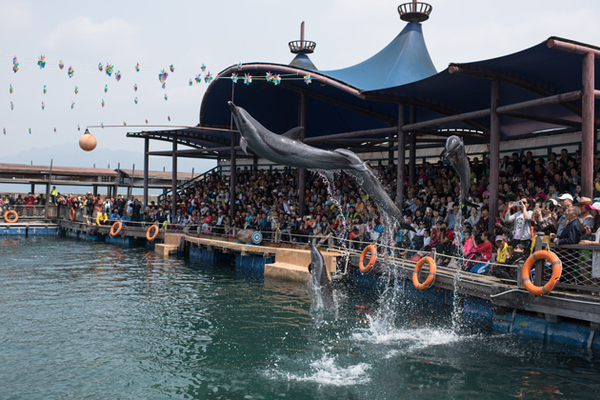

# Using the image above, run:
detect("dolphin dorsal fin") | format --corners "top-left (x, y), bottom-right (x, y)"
top-left (281, 127), bottom-right (304, 140)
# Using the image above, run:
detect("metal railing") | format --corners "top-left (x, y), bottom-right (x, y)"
top-left (1, 204), bottom-right (59, 220)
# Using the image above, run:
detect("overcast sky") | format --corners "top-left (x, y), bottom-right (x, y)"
top-left (1, 0), bottom-right (599, 173)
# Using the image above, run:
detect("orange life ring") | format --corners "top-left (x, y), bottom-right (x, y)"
top-left (146, 225), bottom-right (159, 241)
top-left (413, 256), bottom-right (436, 291)
top-left (4, 210), bottom-right (18, 224)
top-left (70, 208), bottom-right (76, 221)
top-left (110, 221), bottom-right (122, 237)
top-left (522, 250), bottom-right (562, 296)
top-left (359, 245), bottom-right (377, 273)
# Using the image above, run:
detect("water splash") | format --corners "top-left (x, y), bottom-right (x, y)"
top-left (268, 354), bottom-right (371, 386)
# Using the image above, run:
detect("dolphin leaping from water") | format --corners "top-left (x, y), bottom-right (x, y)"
top-left (440, 135), bottom-right (479, 208)
top-left (228, 102), bottom-right (411, 226)
top-left (308, 243), bottom-right (336, 311)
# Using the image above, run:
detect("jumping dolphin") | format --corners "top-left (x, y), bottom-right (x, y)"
top-left (228, 102), bottom-right (412, 226)
top-left (308, 243), bottom-right (336, 311)
top-left (440, 135), bottom-right (479, 208)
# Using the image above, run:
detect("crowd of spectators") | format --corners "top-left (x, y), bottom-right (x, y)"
top-left (3, 147), bottom-right (600, 280)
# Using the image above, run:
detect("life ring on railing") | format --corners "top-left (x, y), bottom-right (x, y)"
top-left (412, 256), bottom-right (436, 291)
top-left (69, 208), bottom-right (76, 221)
top-left (359, 245), bottom-right (377, 273)
top-left (110, 221), bottom-right (122, 237)
top-left (521, 250), bottom-right (562, 296)
top-left (4, 210), bottom-right (18, 224)
top-left (146, 225), bottom-right (159, 241)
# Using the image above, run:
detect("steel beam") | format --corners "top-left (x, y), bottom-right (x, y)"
top-left (489, 79), bottom-right (501, 234)
top-left (582, 51), bottom-right (595, 198)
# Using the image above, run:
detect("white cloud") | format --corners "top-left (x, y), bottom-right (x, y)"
top-left (40, 16), bottom-right (143, 60)
top-left (0, 0), bottom-right (32, 31)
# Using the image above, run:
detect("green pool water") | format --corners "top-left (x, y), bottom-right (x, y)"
top-left (1, 237), bottom-right (600, 399)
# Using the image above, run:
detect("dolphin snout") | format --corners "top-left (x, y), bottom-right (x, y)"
top-left (228, 101), bottom-right (239, 118)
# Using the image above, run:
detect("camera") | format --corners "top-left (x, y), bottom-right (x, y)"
top-left (513, 202), bottom-right (520, 207)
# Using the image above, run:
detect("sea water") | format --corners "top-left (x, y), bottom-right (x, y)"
top-left (1, 237), bottom-right (600, 399)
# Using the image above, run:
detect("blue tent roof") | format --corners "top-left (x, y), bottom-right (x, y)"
top-left (321, 23), bottom-right (437, 91)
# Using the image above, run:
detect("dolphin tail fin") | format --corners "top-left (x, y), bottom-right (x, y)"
top-left (463, 199), bottom-right (480, 208)
top-left (281, 127), bottom-right (304, 140)
top-left (240, 136), bottom-right (249, 155)
top-left (308, 263), bottom-right (313, 274)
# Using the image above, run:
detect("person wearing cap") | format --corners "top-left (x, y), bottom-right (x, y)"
top-left (555, 193), bottom-right (574, 236)
top-left (550, 206), bottom-right (582, 246)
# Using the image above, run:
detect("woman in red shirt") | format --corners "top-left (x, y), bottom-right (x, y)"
top-left (469, 231), bottom-right (493, 274)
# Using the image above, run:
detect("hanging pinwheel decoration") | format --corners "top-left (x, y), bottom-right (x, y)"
top-left (2, 128), bottom-right (5, 135)
top-left (115, 70), bottom-right (122, 82)
top-left (195, 74), bottom-right (201, 83)
top-left (13, 57), bottom-right (19, 73)
top-left (272, 74), bottom-right (281, 85)
top-left (134, 97), bottom-right (138, 104)
top-left (59, 60), bottom-right (64, 70)
top-left (105, 63), bottom-right (114, 76)
top-left (38, 55), bottom-right (46, 69)
top-left (9, 85), bottom-right (13, 94)
top-left (41, 102), bottom-right (45, 110)
top-left (67, 66), bottom-right (74, 78)
top-left (71, 101), bottom-right (75, 109)
top-left (303, 74), bottom-right (312, 85)
top-left (188, 79), bottom-right (193, 86)
top-left (101, 99), bottom-right (105, 107)
top-left (77, 125), bottom-right (81, 131)
top-left (53, 126), bottom-right (57, 132)
top-left (169, 64), bottom-right (175, 73)
top-left (167, 116), bottom-right (171, 121)
top-left (266, 72), bottom-right (273, 82)
top-left (134, 83), bottom-right (138, 92)
top-left (98, 63), bottom-right (103, 72)
top-left (29, 127), bottom-right (31, 134)
top-left (164, 93), bottom-right (168, 101)
top-left (43, 85), bottom-right (47, 94)
top-left (74, 86), bottom-right (79, 94)
top-left (204, 71), bottom-right (213, 83)
top-left (158, 69), bottom-right (168, 85)
top-left (244, 73), bottom-right (252, 85)
top-left (201, 64), bottom-right (206, 72)
top-left (231, 72), bottom-right (239, 83)
top-left (10, 101), bottom-right (14, 110)
top-left (104, 85), bottom-right (108, 93)
top-left (135, 63), bottom-right (140, 72)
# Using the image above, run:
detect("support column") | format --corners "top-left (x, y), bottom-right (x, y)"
top-left (298, 92), bottom-right (307, 219)
top-left (582, 51), bottom-right (595, 198)
top-left (489, 79), bottom-right (501, 234)
top-left (171, 136), bottom-right (178, 220)
top-left (143, 139), bottom-right (149, 209)
top-left (44, 159), bottom-right (52, 219)
top-left (229, 132), bottom-right (237, 221)
top-left (408, 106), bottom-right (417, 185)
top-left (396, 103), bottom-right (406, 212)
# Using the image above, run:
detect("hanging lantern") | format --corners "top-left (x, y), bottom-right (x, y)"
top-left (79, 129), bottom-right (97, 151)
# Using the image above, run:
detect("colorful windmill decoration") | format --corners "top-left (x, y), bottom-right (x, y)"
top-left (231, 72), bottom-right (239, 83)
top-left (41, 101), bottom-right (45, 110)
top-left (162, 82), bottom-right (166, 89)
top-left (59, 60), bottom-right (64, 70)
top-left (77, 124), bottom-right (81, 131)
top-left (134, 83), bottom-right (138, 91)
top-left (101, 99), bottom-right (105, 107)
top-left (101, 122), bottom-right (104, 129)
top-left (188, 79), bottom-right (193, 86)
top-left (10, 101), bottom-right (14, 110)
top-left (237, 62), bottom-right (242, 70)
top-left (104, 85), bottom-right (108, 93)
top-left (115, 70), bottom-right (122, 82)
top-left (53, 126), bottom-right (57, 132)
top-left (158, 69), bottom-right (168, 85)
top-left (43, 85), bottom-right (47, 94)
top-left (167, 116), bottom-right (171, 121)
top-left (29, 127), bottom-right (31, 134)
top-left (3, 128), bottom-right (5, 135)
top-left (303, 74), bottom-right (312, 85)
top-left (74, 86), bottom-right (79, 94)
top-left (13, 57), bottom-right (19, 73)
top-left (135, 63), bottom-right (140, 72)
top-left (195, 74), bottom-right (201, 83)
top-left (164, 93), bottom-right (168, 101)
top-left (98, 63), bottom-right (103, 72)
top-left (38, 55), bottom-right (46, 69)
top-left (272, 74), bottom-right (281, 85)
top-left (244, 73), bottom-right (252, 85)
top-left (201, 64), bottom-right (206, 72)
top-left (105, 63), bottom-right (114, 76)
top-left (145, 119), bottom-right (148, 124)
top-left (204, 71), bottom-right (213, 83)
top-left (266, 72), bottom-right (273, 82)
top-left (67, 66), bottom-right (74, 78)
top-left (123, 121), bottom-right (126, 126)
top-left (169, 64), bottom-right (175, 73)
top-left (9, 84), bottom-right (13, 94)
top-left (134, 97), bottom-right (138, 104)
top-left (71, 101), bottom-right (75, 109)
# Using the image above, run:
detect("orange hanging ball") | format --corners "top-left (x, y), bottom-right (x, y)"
top-left (79, 129), bottom-right (97, 151)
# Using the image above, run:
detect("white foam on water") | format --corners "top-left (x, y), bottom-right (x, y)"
top-left (352, 324), bottom-right (461, 351)
top-left (268, 354), bottom-right (371, 386)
